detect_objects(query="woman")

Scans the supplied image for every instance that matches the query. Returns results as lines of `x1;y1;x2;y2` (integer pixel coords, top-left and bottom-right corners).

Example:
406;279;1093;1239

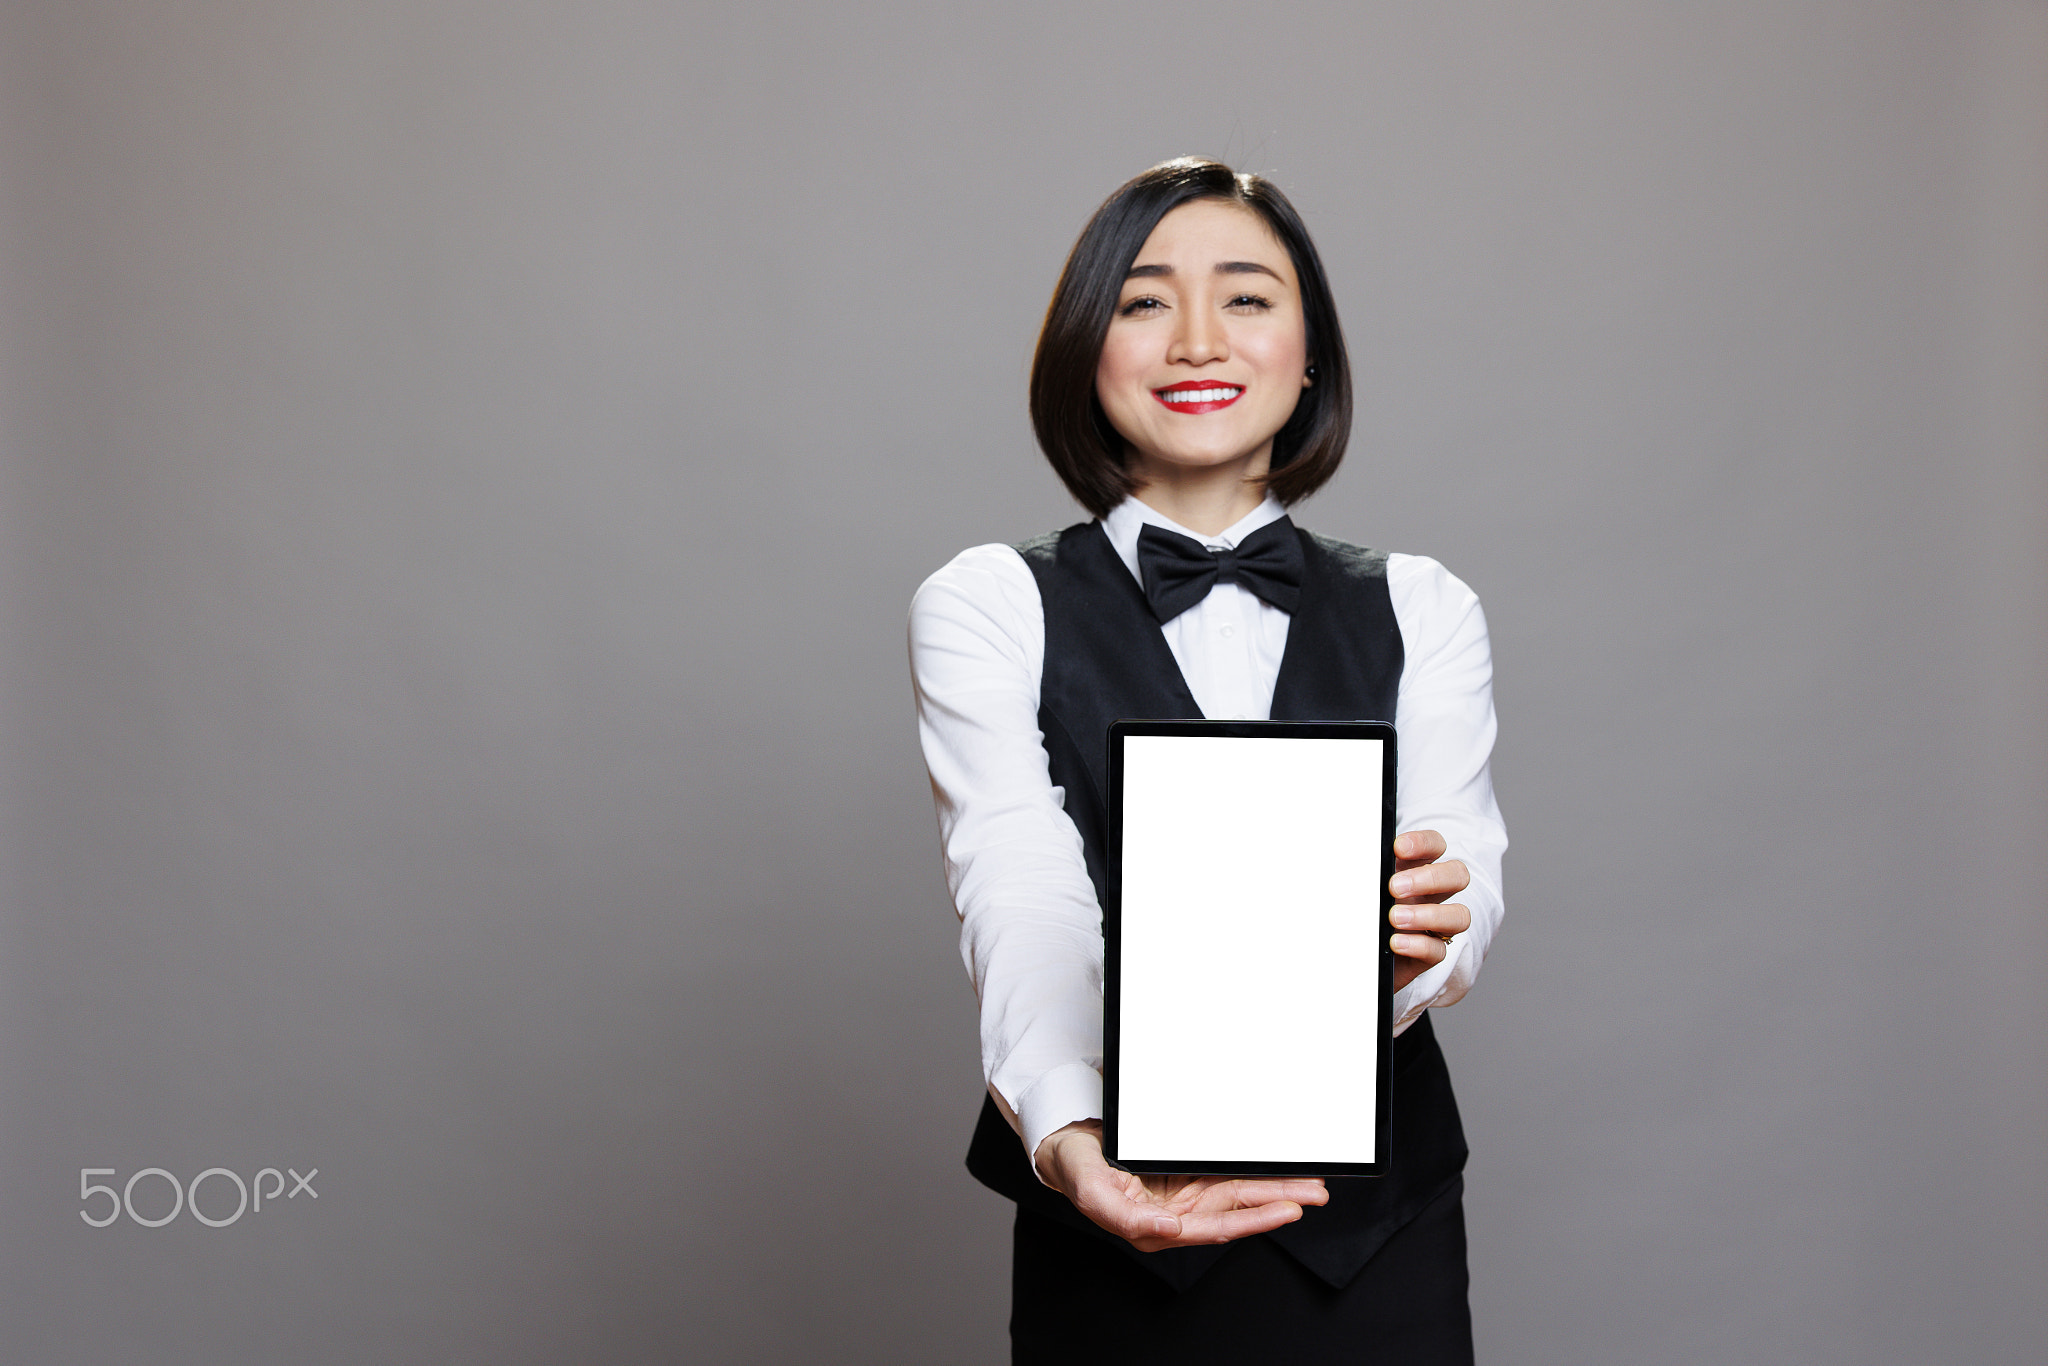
909;157;1506;1363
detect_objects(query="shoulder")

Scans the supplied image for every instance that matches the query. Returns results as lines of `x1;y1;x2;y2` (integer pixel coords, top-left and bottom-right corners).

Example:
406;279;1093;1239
1011;528;1063;567
1298;528;1392;580
1290;527;1481;609
1385;552;1491;669
1294;528;1489;656
908;520;1107;646
911;543;1039;623
1010;521;1105;580
1385;552;1482;614
907;543;1046;682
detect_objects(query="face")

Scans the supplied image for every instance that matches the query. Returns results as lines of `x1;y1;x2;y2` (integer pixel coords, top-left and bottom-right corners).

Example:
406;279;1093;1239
1095;199;1312;486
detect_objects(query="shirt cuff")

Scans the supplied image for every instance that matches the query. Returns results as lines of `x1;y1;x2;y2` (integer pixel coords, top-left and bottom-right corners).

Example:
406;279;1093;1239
1014;1061;1105;1182
1391;937;1465;1034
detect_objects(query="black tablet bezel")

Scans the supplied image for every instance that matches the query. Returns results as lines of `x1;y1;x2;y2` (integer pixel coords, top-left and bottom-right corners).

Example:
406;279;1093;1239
1102;718;1396;1178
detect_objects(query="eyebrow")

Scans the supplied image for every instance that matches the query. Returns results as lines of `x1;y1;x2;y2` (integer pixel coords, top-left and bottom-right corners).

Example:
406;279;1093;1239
1124;260;1285;281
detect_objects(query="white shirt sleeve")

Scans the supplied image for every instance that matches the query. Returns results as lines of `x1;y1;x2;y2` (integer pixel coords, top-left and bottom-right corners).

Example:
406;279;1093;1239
1386;553;1509;1031
907;544;1105;1169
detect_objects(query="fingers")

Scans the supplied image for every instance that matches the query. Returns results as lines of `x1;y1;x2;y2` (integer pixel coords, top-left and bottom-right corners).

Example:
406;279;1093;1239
1046;1128;1337;1252
1161;1200;1307;1248
1084;1189;1187;1245
1393;829;1446;866
1067;1166;1185;1244
1390;901;1470;942
1390;902;1469;974
1391;833;1468;957
1182;1177;1328;1212
1389;858;1469;903
1389;933;1447;967
1388;831;1468;979
1074;1171;1332;1251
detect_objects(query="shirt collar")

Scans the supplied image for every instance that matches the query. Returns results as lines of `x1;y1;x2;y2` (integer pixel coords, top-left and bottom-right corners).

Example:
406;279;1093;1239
1100;493;1289;587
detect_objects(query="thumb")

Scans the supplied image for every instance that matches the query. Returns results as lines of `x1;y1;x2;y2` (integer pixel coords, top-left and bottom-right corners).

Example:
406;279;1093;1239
1071;1171;1179;1242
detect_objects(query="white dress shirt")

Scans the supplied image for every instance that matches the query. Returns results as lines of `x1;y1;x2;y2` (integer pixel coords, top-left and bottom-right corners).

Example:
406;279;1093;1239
909;495;1507;1168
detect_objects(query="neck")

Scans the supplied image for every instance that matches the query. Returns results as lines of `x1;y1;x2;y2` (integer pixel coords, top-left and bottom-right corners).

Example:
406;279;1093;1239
1128;446;1272;537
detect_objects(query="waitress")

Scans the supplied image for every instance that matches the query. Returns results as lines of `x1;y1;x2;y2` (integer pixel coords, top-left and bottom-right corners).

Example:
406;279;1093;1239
910;157;1506;1363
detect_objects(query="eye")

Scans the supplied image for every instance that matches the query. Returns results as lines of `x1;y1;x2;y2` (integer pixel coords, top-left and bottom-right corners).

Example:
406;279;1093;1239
1224;293;1274;312
1117;295;1167;317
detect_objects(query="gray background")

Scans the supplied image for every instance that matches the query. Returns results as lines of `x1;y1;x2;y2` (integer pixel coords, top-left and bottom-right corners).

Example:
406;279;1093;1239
2;2;2043;1362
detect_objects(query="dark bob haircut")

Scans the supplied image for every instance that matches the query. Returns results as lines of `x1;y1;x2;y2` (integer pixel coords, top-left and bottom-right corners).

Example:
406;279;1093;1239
1029;157;1353;518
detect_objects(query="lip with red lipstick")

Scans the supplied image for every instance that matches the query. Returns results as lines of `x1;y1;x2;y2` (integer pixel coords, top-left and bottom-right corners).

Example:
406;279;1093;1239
1151;380;1245;414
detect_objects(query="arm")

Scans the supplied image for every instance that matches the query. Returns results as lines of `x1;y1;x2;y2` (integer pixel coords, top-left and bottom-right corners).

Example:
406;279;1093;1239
908;544;1105;1165
908;545;1325;1245
1385;554;1509;1026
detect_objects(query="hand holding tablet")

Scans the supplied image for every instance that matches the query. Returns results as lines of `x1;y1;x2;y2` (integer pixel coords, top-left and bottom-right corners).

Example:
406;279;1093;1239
1388;829;1473;990
1033;1121;1331;1252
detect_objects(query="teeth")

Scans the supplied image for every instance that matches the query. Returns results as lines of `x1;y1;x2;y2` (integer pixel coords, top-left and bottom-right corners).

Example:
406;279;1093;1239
1162;387;1241;404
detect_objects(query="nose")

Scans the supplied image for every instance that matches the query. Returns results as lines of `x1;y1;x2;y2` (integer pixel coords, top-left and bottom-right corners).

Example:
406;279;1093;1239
1166;302;1229;366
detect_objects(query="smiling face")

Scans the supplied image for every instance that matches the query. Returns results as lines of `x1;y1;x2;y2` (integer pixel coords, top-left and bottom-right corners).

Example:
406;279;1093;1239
1094;198;1312;492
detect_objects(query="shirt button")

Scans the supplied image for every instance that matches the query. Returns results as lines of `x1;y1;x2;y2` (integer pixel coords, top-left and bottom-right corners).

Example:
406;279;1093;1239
1220;624;1235;638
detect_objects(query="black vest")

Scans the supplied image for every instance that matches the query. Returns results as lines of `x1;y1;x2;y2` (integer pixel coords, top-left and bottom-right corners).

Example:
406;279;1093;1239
965;520;1468;1292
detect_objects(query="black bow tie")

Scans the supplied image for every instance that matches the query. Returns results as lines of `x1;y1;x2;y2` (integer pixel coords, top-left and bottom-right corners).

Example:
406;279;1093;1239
1136;518;1303;624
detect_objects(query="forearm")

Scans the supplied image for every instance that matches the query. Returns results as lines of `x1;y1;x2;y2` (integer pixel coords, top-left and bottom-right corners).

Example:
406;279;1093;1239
911;546;1108;1169
1388;552;1509;1027
962;894;1106;1160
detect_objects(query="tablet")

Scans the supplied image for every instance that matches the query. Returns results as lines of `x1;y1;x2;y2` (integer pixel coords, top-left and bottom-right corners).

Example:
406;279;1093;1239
1104;719;1395;1177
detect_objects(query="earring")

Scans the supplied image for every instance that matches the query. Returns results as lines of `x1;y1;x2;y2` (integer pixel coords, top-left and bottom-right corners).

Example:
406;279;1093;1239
1306;365;1318;380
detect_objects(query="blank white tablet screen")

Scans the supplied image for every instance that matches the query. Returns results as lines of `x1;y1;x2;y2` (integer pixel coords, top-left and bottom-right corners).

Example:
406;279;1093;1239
1118;733;1383;1164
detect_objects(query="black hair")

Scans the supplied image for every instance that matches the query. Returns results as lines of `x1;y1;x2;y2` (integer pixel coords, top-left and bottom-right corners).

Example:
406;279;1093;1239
1028;157;1353;518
